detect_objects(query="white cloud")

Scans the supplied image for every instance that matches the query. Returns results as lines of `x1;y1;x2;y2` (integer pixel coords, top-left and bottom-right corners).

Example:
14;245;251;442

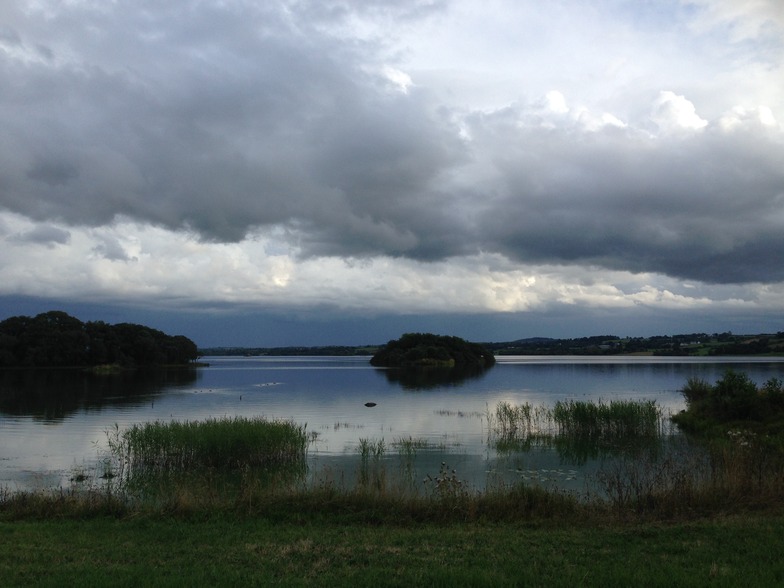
544;91;569;114
719;104;779;131
685;0;784;41
382;66;414;94
651;91;708;133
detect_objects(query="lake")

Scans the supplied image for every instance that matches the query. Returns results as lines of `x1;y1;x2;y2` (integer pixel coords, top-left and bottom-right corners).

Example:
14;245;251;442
2;355;784;494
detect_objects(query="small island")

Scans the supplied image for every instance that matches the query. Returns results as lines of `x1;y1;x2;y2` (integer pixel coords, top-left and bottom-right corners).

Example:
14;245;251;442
0;310;198;369
369;333;496;368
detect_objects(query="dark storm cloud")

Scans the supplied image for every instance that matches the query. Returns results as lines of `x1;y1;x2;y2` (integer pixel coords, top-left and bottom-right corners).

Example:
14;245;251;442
1;1;783;285
1;0;464;248
467;111;784;284
8;224;70;247
27;159;79;186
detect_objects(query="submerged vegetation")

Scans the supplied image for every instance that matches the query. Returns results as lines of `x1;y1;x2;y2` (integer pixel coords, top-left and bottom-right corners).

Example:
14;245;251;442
370;332;496;368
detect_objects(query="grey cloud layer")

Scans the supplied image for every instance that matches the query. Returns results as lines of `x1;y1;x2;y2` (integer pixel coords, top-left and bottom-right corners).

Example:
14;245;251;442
1;1;782;284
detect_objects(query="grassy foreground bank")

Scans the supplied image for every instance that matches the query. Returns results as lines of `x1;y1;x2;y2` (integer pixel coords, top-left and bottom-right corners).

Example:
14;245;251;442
2;512;784;586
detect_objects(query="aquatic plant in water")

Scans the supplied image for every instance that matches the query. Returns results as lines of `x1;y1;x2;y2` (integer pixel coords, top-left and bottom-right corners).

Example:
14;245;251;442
551;399;663;440
489;399;668;460
357;438;387;490
108;416;309;476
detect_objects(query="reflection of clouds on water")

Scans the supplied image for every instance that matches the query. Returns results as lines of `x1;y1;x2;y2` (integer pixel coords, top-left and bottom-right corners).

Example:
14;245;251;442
3;356;784;492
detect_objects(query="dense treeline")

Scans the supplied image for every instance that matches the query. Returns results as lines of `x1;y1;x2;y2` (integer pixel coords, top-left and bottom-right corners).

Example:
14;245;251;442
489;335;622;355
0;311;198;368
490;332;784;356
673;371;784;433
370;333;495;368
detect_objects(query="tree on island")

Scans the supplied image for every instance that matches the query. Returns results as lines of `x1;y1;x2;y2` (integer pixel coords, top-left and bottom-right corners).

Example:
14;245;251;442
370;333;496;368
672;371;784;434
0;311;198;368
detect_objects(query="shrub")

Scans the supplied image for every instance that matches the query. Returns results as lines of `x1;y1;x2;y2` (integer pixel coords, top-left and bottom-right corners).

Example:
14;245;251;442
673;371;784;432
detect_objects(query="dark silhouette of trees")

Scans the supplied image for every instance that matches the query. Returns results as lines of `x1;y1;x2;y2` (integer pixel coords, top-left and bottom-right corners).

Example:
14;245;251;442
370;333;496;368
0;311;198;368
673;371;784;432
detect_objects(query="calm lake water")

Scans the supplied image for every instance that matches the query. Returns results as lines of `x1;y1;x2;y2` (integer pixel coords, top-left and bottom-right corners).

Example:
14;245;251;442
2;355;784;493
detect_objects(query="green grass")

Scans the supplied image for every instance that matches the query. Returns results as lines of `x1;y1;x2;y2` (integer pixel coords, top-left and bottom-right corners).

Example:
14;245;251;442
2;512;784;586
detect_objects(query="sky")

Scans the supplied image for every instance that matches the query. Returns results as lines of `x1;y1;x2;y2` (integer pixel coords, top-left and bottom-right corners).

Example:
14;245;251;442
1;0;783;347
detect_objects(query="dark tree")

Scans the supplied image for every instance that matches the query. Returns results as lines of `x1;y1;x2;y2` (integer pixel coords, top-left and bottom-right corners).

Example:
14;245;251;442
0;312;198;368
370;333;495;369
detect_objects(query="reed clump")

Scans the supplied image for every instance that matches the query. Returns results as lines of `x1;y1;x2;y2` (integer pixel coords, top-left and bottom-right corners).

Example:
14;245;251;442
110;416;309;475
392;436;432;456
490;401;551;450
552;399;663;440
357;438;387;491
489;399;666;456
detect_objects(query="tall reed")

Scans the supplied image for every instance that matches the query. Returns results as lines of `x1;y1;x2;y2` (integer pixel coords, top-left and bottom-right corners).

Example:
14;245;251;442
109;416;309;476
489;399;667;457
552;399;663;440
357;438;387;491
492;402;550;441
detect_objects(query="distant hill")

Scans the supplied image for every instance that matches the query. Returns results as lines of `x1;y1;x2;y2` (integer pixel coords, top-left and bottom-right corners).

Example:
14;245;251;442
198;331;784;358
486;332;784;356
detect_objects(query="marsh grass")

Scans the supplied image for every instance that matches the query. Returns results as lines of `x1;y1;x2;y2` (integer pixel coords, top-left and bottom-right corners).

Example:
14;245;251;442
391;436;432;457
489;399;668;460
357;438;387;491
4;440;784;523
108;417;309;481
552;399;664;440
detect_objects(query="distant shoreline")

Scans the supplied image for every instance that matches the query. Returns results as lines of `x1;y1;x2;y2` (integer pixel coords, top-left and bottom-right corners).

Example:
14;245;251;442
199;331;784;358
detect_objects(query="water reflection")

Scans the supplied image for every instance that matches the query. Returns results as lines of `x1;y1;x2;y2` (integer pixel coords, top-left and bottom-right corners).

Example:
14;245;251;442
378;365;490;390
2;355;784;493
0;368;198;421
